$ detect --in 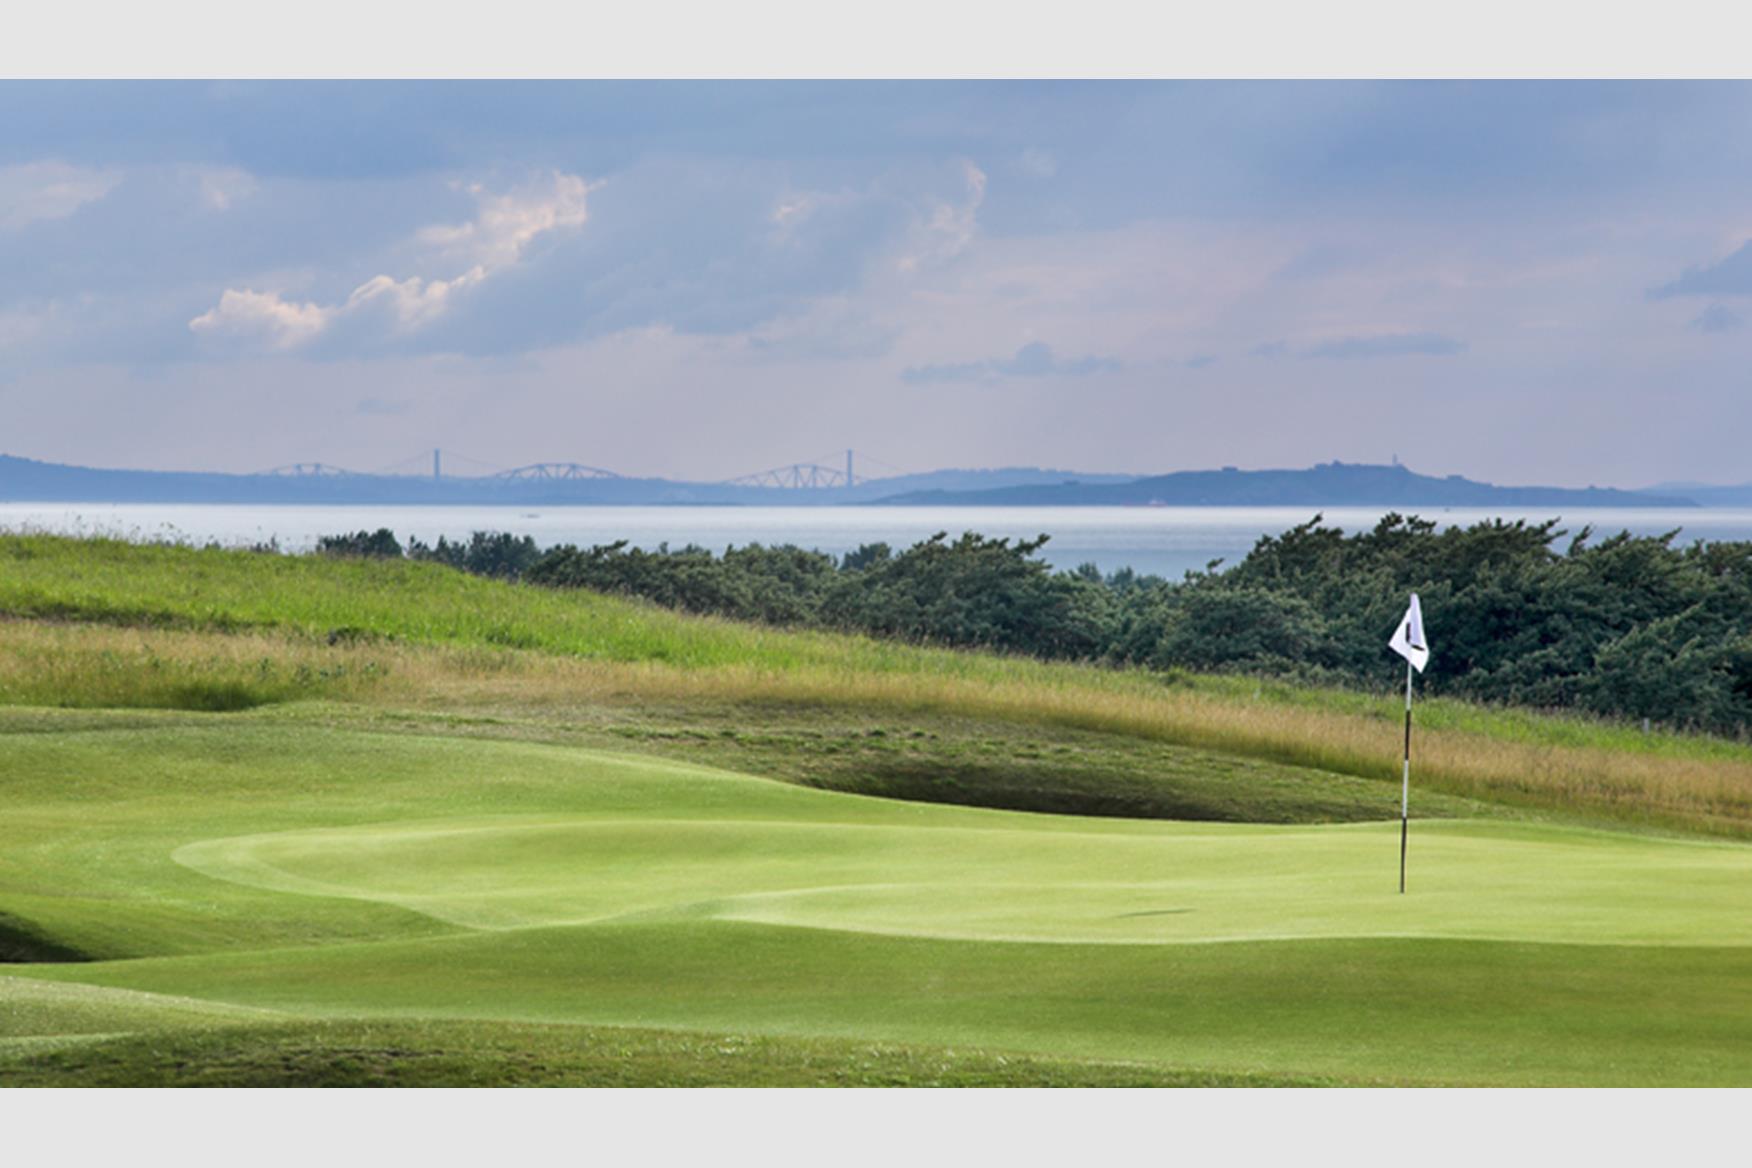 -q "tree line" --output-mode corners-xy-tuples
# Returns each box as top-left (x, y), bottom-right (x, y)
(316, 515), (1752, 734)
